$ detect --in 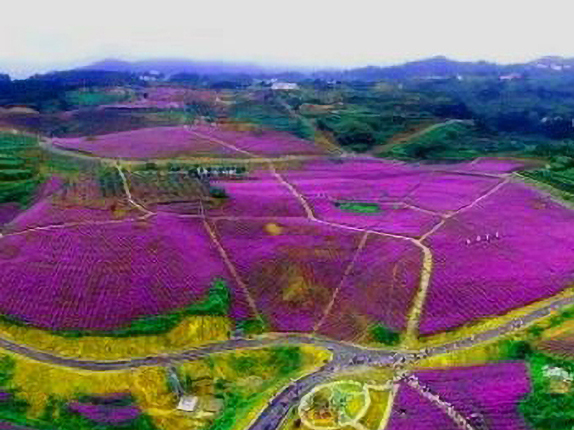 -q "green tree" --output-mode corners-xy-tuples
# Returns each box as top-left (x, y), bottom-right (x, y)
(370, 324), (400, 345)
